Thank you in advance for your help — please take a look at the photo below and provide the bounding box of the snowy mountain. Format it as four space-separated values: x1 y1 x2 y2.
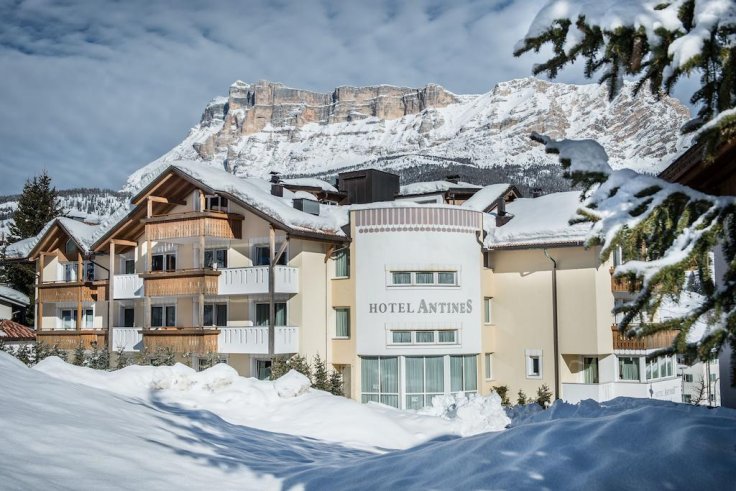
126 77 691 192
0 188 129 240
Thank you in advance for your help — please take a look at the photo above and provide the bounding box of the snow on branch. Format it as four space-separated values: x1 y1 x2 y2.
532 132 736 358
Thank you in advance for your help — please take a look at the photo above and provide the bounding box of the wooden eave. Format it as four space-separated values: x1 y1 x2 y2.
28 220 87 260
659 139 736 196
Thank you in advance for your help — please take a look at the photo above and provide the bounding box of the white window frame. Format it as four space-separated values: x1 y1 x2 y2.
60 308 77 330
334 307 350 339
387 270 459 287
525 349 543 379
483 297 492 324
387 329 460 346
484 353 494 380
205 194 229 212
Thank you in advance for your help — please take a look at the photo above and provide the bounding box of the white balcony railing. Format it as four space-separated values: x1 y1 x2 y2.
562 379 681 404
217 266 299 295
112 327 143 352
218 326 299 354
113 274 144 299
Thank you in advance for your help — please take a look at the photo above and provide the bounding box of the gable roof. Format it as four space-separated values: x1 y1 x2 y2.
461 183 518 212
0 320 34 341
6 217 101 260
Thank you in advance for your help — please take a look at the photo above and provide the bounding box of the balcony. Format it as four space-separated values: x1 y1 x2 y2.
218 326 299 354
143 211 243 241
612 327 679 351
113 274 144 299
142 269 220 297
610 267 641 293
38 281 108 303
218 266 299 295
36 329 107 350
111 327 143 352
562 379 681 403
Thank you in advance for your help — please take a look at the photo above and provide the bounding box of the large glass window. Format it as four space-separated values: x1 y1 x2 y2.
61 309 76 330
151 253 176 272
204 303 227 327
204 249 227 269
335 249 350 277
83 308 94 329
583 357 599 384
254 245 287 266
151 305 175 327
255 303 287 326
450 355 478 393
646 355 675 380
618 356 640 381
405 356 445 410
335 308 350 338
361 356 399 408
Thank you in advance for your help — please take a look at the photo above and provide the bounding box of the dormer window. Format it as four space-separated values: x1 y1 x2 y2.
205 195 228 212
65 239 77 257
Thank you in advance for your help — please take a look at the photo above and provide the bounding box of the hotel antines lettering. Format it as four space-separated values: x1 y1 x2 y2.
368 299 473 314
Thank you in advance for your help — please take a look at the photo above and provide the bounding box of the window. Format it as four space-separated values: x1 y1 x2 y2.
405 356 445 409
389 271 459 286
619 356 640 381
684 374 694 383
392 331 412 344
415 331 435 343
392 272 411 285
204 249 227 269
85 261 95 281
63 263 77 282
61 309 76 330
683 394 692 403
205 195 228 212
484 353 493 380
255 359 272 380
151 305 176 327
437 272 456 285
450 355 477 393
203 303 227 327
646 355 675 380
583 357 599 384
151 253 176 272
83 308 94 329
361 356 399 408
438 330 456 343
65 239 77 257
255 303 287 326
123 259 135 275
483 298 492 324
254 245 287 266
709 373 717 382
335 308 350 338
335 249 349 277
122 308 135 328
613 246 624 267
526 350 542 379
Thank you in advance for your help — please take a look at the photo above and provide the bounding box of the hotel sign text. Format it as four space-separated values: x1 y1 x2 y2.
368 299 472 314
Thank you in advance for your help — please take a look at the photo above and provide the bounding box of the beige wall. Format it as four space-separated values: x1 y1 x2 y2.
487 245 615 398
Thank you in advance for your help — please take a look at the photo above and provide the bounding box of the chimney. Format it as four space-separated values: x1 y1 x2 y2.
446 174 460 184
495 197 511 227
270 171 283 197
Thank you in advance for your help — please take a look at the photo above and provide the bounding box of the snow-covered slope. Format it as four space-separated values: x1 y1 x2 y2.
126 77 691 192
2 353 734 490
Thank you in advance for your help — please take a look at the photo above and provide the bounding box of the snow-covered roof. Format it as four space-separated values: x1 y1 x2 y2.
486 191 590 248
4 234 41 260
398 180 481 196
136 162 348 238
4 216 100 260
0 286 29 307
461 183 513 212
282 178 338 193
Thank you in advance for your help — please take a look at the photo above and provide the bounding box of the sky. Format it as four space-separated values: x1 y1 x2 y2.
0 0 696 195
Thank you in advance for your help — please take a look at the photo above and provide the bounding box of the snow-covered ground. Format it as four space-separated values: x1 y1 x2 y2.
1 352 734 490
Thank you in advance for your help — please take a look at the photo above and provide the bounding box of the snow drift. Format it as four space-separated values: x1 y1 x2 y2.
2 353 734 490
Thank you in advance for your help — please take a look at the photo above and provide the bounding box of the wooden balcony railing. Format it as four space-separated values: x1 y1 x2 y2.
141 328 219 353
141 269 220 297
38 280 108 303
36 330 107 350
610 267 641 293
611 326 678 351
143 211 243 241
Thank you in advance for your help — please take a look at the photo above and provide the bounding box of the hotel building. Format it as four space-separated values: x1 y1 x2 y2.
8 164 687 406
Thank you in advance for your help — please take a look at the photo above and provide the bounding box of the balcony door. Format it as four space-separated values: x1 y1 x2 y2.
255 303 287 326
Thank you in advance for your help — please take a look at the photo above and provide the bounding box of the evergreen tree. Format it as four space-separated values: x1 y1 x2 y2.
328 369 344 396
312 354 329 391
115 346 129 370
269 356 289 380
516 1 736 362
72 343 86 366
493 385 511 406
536 385 553 408
2 170 64 324
517 389 528 406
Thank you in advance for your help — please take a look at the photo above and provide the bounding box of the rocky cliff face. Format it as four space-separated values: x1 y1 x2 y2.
127 77 692 191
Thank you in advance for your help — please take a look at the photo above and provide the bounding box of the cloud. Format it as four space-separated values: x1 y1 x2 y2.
0 0 690 194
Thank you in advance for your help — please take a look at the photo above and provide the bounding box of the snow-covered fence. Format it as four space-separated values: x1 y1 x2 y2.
217 266 299 295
